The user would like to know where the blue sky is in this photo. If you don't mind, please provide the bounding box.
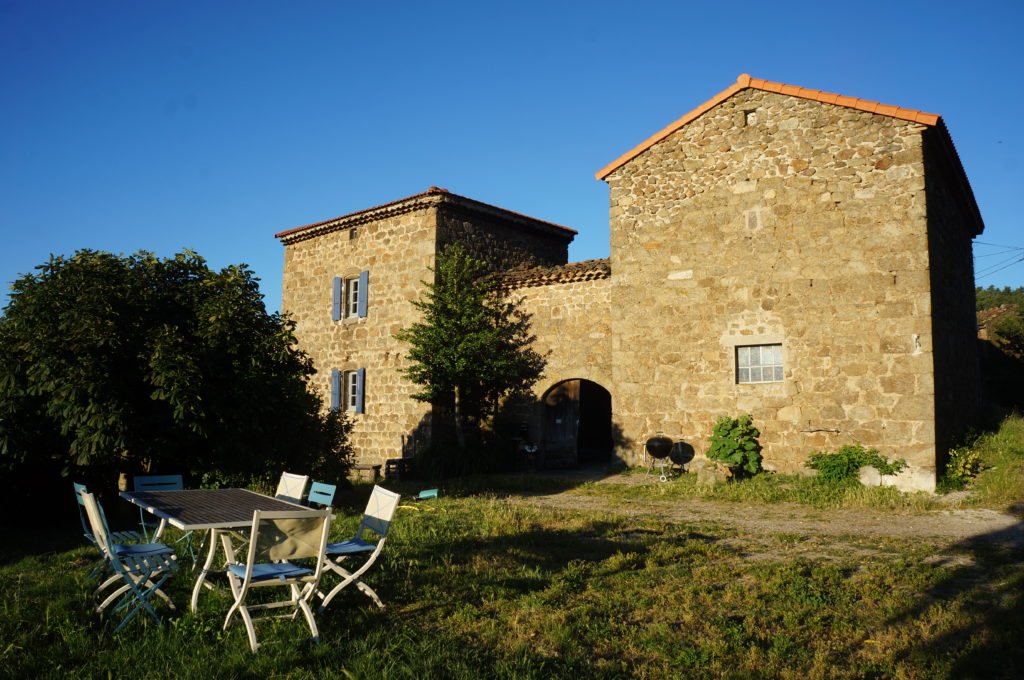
[3,0,1022,314]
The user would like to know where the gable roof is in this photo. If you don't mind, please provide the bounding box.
[275,186,577,245]
[595,74,942,181]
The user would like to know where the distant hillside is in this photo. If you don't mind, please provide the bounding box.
[976,285,1024,311]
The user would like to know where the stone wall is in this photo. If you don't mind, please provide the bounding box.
[921,125,984,463]
[280,202,439,468]
[279,190,577,468]
[604,88,940,485]
[509,269,614,445]
[436,200,572,271]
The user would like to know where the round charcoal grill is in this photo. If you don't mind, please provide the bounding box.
[645,435,675,482]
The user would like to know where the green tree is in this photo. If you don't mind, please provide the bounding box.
[395,243,546,452]
[993,314,1024,359]
[0,249,352,498]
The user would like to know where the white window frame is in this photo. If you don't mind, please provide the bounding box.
[345,370,360,411]
[345,277,361,318]
[736,344,783,384]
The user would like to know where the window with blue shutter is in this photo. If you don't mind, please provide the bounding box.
[357,270,369,318]
[330,369,341,411]
[332,277,342,321]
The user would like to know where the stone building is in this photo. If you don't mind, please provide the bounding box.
[276,74,984,491]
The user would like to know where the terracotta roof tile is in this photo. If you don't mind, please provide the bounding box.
[275,186,577,242]
[492,259,611,290]
[596,74,944,180]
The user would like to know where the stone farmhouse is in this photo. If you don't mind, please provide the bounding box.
[276,74,984,491]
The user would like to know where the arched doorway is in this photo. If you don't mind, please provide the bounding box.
[542,379,612,467]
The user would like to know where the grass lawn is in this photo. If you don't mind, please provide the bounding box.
[3,415,1023,679]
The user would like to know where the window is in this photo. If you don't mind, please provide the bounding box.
[332,271,369,321]
[330,368,365,413]
[345,277,360,317]
[345,370,359,411]
[736,344,783,384]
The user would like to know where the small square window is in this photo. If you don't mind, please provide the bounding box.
[736,343,783,384]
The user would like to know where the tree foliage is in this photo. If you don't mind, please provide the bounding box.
[976,285,1024,312]
[394,243,546,450]
[0,249,352,495]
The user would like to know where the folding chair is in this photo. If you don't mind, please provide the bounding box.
[306,481,337,509]
[73,482,144,578]
[132,474,184,542]
[275,472,309,504]
[222,508,332,652]
[79,490,179,632]
[313,485,400,612]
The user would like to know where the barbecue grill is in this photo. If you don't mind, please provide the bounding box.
[645,434,675,482]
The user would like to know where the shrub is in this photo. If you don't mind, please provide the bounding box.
[804,445,907,485]
[707,414,762,478]
[940,445,984,491]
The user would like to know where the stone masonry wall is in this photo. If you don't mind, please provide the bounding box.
[436,202,571,272]
[511,275,614,445]
[280,193,578,469]
[921,126,983,463]
[605,88,938,484]
[280,204,439,469]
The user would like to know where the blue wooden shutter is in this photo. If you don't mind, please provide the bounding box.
[330,369,341,411]
[332,277,342,321]
[357,270,369,318]
[355,367,365,414]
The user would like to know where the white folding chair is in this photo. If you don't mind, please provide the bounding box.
[73,482,145,578]
[275,472,309,504]
[313,485,400,612]
[79,490,179,632]
[222,508,332,652]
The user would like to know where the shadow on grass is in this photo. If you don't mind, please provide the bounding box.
[825,520,1024,679]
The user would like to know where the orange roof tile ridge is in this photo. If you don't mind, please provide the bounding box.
[596,74,942,181]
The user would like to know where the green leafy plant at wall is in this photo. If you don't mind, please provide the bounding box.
[804,445,906,485]
[940,444,985,491]
[707,414,762,477]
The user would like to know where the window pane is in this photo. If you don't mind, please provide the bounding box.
[738,368,749,383]
[772,345,782,365]
[750,367,762,382]
[774,365,784,381]
[737,346,749,366]
[750,346,762,366]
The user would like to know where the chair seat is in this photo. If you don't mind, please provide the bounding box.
[227,561,312,582]
[325,538,375,556]
[114,542,175,557]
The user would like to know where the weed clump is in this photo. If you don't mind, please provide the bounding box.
[707,414,762,478]
[805,445,907,485]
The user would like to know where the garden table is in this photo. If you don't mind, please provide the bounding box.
[119,488,310,612]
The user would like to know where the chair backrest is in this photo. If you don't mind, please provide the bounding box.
[358,485,401,540]
[275,472,309,504]
[73,482,91,535]
[247,509,332,570]
[306,482,337,508]
[79,491,113,557]
[133,474,184,492]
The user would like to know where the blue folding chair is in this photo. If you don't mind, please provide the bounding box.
[133,474,198,560]
[306,482,337,509]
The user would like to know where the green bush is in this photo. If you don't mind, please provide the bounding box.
[707,414,762,477]
[804,445,906,485]
[939,445,984,491]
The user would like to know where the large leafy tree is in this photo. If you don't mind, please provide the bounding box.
[0,249,351,495]
[395,243,545,451]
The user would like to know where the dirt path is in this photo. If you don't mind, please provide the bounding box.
[506,471,1024,552]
